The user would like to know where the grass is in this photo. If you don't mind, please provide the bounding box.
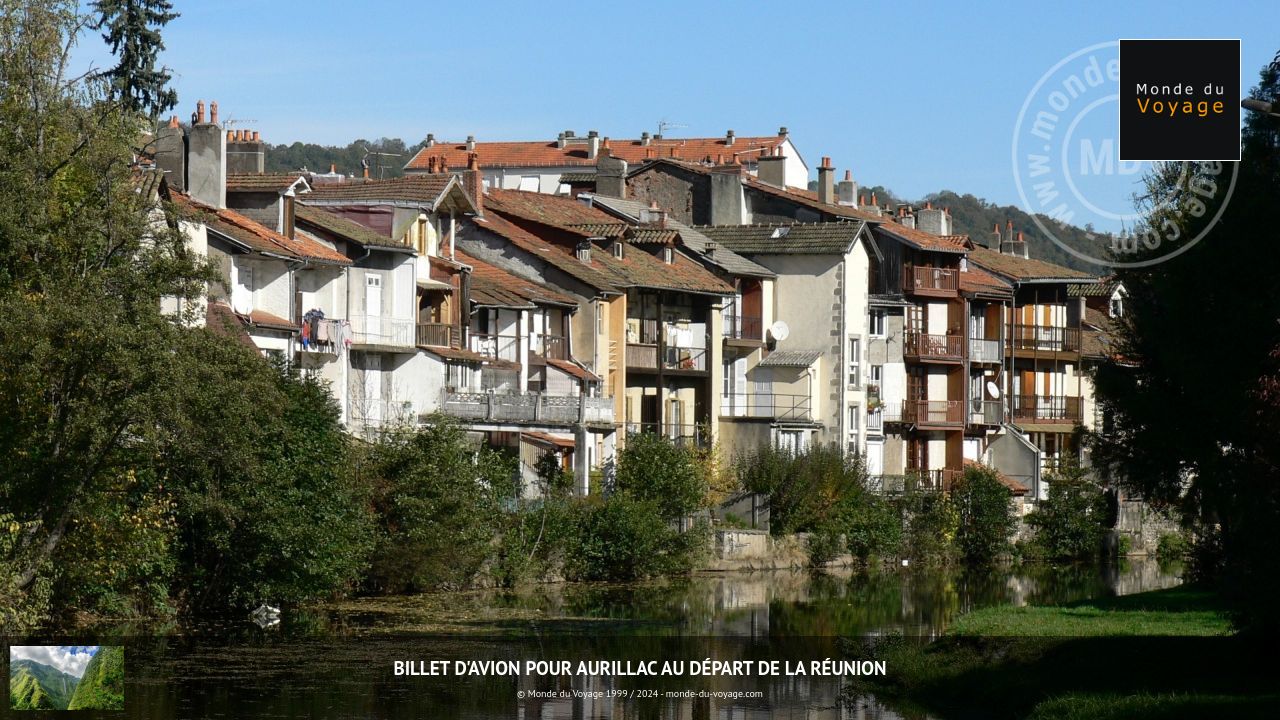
[857,585,1277,720]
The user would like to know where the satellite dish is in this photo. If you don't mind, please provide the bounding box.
[768,320,790,342]
[986,381,1001,399]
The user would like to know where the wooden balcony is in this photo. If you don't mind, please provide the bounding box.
[893,399,965,428]
[528,334,568,364]
[625,342,708,373]
[415,322,457,348]
[1010,395,1082,424]
[723,314,764,342]
[1008,325,1081,356]
[904,332,964,363]
[903,265,958,297]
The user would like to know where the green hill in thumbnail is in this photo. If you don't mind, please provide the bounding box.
[66,646,125,710]
[9,659,79,710]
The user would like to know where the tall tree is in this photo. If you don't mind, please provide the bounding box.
[92,0,179,117]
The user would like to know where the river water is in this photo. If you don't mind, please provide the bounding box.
[119,560,1180,719]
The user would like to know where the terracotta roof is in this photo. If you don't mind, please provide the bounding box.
[547,358,600,382]
[967,246,1096,282]
[172,192,350,265]
[421,345,489,364]
[964,460,1028,496]
[455,249,578,308]
[295,205,408,250]
[1069,280,1119,297]
[742,173,885,222]
[629,228,680,245]
[487,189,628,238]
[405,134,789,171]
[466,213,622,293]
[245,309,297,331]
[559,171,597,184]
[205,301,257,351]
[960,265,1013,297]
[1082,307,1119,359]
[227,173,307,193]
[303,175,456,205]
[521,431,577,449]
[696,222,865,255]
[872,221,970,254]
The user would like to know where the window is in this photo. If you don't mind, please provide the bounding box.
[1110,296,1124,318]
[848,405,861,453]
[870,364,883,386]
[518,175,540,192]
[848,337,861,387]
[869,309,886,337]
[662,247,674,264]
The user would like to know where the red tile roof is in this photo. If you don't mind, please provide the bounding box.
[967,246,1095,282]
[872,221,970,254]
[405,134,789,171]
[468,213,623,293]
[172,192,350,265]
[486,189,629,237]
[246,309,297,331]
[960,265,1013,297]
[303,175,459,206]
[547,358,600,383]
[454,249,578,308]
[227,173,307,193]
[205,301,258,351]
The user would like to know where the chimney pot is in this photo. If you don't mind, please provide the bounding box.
[330,163,336,173]
[844,170,852,181]
[209,101,218,125]
[426,133,435,147]
[778,126,788,136]
[252,130,259,142]
[725,129,735,146]
[466,135,476,151]
[588,130,598,138]
[168,115,180,129]
[227,130,235,142]
[195,100,205,124]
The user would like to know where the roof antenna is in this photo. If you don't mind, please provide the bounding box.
[656,118,686,139]
[359,144,402,180]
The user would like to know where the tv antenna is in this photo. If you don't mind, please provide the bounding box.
[656,118,686,137]
[360,145,403,180]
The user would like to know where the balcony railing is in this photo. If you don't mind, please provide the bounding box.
[899,399,964,426]
[663,345,706,371]
[469,333,521,363]
[350,398,416,431]
[969,399,1004,426]
[415,322,456,348]
[625,342,658,369]
[904,332,963,361]
[904,468,964,491]
[625,422,709,449]
[969,337,1002,364]
[904,266,958,295]
[534,334,570,361]
[1008,325,1081,353]
[348,315,415,348]
[441,391,614,425]
[720,393,812,422]
[867,410,884,433]
[1010,395,1082,423]
[723,314,764,341]
[298,318,344,354]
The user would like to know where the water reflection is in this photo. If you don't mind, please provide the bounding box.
[116,560,1179,719]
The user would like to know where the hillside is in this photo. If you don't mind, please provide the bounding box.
[264,137,422,180]
[9,659,79,710]
[66,646,125,710]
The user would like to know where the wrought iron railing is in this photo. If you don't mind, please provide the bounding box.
[720,393,812,421]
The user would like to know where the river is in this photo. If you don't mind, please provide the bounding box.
[119,559,1180,719]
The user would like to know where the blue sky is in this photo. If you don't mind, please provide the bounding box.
[10,646,98,677]
[71,1,1279,224]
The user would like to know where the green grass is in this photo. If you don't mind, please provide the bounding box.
[856,585,1275,720]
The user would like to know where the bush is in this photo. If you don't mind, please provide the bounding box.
[900,490,958,564]
[565,497,705,582]
[615,433,707,521]
[951,466,1016,564]
[1026,466,1109,561]
[736,443,867,535]
[846,494,903,562]
[1156,531,1191,565]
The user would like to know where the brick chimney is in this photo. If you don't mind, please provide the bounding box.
[463,152,484,215]
[836,169,858,207]
[816,156,835,204]
[757,146,787,187]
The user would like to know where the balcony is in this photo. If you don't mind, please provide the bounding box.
[898,399,964,427]
[533,334,569,361]
[867,410,884,433]
[903,266,958,297]
[441,391,614,425]
[969,337,1002,364]
[1010,395,1082,424]
[723,314,764,342]
[904,332,964,363]
[625,343,707,373]
[469,333,521,363]
[348,315,416,349]
[969,399,1004,426]
[298,318,344,355]
[625,422,709,449]
[1008,325,1081,355]
[350,398,416,431]
[415,322,457,348]
[904,468,964,491]
[720,393,813,422]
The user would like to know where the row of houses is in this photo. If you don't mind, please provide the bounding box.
[150,103,1123,500]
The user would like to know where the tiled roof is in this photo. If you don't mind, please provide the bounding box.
[522,430,577,449]
[964,460,1028,496]
[559,172,597,184]
[758,349,823,367]
[246,309,297,331]
[467,213,622,293]
[629,228,680,245]
[303,175,456,205]
[1082,307,1119,359]
[227,173,307,193]
[486,189,629,238]
[405,134,789,170]
[295,205,407,250]
[547,358,600,382]
[1069,280,1119,297]
[421,345,489,364]
[967,246,1096,282]
[205,301,258,351]
[741,173,885,222]
[695,222,865,255]
[455,249,578,308]
[172,192,350,265]
[584,194,774,278]
[960,265,1013,297]
[872,221,970,254]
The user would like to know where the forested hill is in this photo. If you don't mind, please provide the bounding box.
[861,185,1110,273]
[66,646,125,710]
[264,137,422,179]
[9,659,79,710]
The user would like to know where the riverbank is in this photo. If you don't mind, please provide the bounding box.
[859,585,1279,720]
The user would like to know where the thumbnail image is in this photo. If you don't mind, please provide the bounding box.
[9,646,124,711]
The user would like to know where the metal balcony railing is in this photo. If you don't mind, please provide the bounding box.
[969,399,1005,426]
[723,314,764,341]
[899,399,965,426]
[625,422,709,448]
[348,315,416,347]
[720,393,812,422]
[904,332,963,361]
[1010,395,1082,423]
[1008,325,1081,353]
[469,333,521,363]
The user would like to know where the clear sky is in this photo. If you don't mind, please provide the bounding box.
[72,0,1279,223]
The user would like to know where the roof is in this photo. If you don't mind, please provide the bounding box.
[584,194,775,278]
[227,173,307,193]
[1069,280,1120,297]
[245,309,297,332]
[547,358,600,382]
[172,192,350,265]
[559,172,597,184]
[758,349,822,367]
[967,246,1096,282]
[959,265,1013,297]
[521,431,577,449]
[964,460,1028,496]
[467,213,622,293]
[454,249,578,308]
[1082,307,1119,359]
[420,345,490,364]
[695,222,866,255]
[205,301,258,351]
[295,205,408,250]
[405,134,790,171]
[872,221,970,254]
[302,175,459,207]
[486,188,629,238]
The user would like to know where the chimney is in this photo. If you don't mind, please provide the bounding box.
[463,151,484,215]
[155,115,186,192]
[778,126,788,138]
[556,132,567,149]
[596,150,628,199]
[916,206,950,236]
[725,129,735,146]
[209,101,218,125]
[640,131,651,146]
[709,169,744,225]
[186,100,225,208]
[576,240,592,264]
[587,130,600,160]
[226,122,266,175]
[425,133,435,148]
[816,156,835,204]
[1000,222,1028,258]
[757,146,787,187]
[466,135,476,152]
[836,169,858,207]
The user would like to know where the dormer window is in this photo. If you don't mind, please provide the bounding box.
[576,241,592,264]
[613,242,624,259]
[663,247,674,264]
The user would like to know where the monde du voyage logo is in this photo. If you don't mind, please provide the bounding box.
[1120,39,1241,161]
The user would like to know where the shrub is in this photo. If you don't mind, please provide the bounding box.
[951,466,1016,564]
[1156,531,1191,565]
[1026,466,1109,561]
[615,433,707,521]
[846,494,903,562]
[736,443,867,535]
[900,490,958,564]
[565,497,704,582]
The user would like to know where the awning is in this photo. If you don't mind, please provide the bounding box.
[417,277,453,291]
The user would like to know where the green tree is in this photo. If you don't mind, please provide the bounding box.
[1026,467,1109,561]
[92,0,179,117]
[615,433,707,521]
[67,646,125,710]
[951,465,1016,564]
